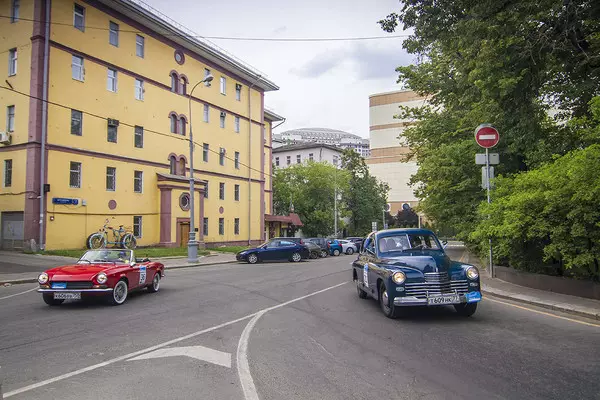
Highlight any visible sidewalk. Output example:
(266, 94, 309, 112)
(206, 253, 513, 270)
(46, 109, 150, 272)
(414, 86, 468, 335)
(0, 252, 237, 286)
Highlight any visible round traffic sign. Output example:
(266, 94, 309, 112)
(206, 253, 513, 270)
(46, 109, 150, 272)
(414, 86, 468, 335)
(475, 124, 499, 148)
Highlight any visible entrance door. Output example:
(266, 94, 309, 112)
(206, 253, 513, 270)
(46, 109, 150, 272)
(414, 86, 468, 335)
(179, 223, 190, 247)
(1, 212, 24, 250)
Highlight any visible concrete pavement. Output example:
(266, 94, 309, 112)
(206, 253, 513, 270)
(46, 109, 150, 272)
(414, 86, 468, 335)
(0, 254, 598, 400)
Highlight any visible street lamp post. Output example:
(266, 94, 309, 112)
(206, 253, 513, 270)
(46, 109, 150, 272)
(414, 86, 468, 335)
(187, 74, 213, 263)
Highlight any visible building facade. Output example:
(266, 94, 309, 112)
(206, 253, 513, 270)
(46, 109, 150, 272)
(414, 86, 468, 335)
(366, 89, 427, 215)
(0, 0, 279, 250)
(274, 127, 370, 157)
(272, 143, 344, 169)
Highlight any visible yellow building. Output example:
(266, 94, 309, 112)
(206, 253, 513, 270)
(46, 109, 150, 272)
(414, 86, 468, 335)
(0, 0, 280, 250)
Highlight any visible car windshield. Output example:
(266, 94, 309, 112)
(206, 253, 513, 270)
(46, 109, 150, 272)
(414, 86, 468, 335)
(378, 234, 441, 254)
(78, 249, 132, 264)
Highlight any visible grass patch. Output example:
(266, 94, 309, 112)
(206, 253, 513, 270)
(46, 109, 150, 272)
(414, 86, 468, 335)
(207, 246, 249, 254)
(36, 247, 209, 259)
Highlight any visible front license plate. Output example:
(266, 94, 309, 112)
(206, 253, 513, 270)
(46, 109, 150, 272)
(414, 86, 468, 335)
(53, 292, 81, 300)
(51, 282, 67, 289)
(427, 294, 459, 305)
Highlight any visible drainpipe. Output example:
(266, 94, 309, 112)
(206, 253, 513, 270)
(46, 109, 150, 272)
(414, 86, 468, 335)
(39, 0, 51, 250)
(247, 76, 262, 245)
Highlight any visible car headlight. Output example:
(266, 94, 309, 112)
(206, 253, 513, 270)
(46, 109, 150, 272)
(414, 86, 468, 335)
(96, 272, 108, 284)
(465, 266, 479, 280)
(38, 272, 49, 284)
(392, 271, 406, 284)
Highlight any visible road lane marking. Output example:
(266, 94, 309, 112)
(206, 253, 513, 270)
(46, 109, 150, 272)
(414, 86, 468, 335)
(486, 297, 600, 327)
(128, 345, 231, 368)
(237, 311, 266, 400)
(0, 287, 37, 301)
(4, 281, 348, 398)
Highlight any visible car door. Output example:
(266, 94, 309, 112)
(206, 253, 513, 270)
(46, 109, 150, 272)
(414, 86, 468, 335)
(261, 240, 280, 261)
(358, 235, 377, 294)
(277, 240, 295, 260)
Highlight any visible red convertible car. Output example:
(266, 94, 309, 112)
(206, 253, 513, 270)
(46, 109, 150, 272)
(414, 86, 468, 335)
(37, 249, 165, 306)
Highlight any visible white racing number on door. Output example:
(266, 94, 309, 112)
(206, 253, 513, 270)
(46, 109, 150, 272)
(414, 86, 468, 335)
(363, 264, 369, 288)
(139, 266, 147, 285)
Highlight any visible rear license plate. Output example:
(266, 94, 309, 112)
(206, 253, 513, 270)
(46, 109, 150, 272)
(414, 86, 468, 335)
(53, 292, 81, 300)
(51, 282, 67, 289)
(427, 294, 459, 305)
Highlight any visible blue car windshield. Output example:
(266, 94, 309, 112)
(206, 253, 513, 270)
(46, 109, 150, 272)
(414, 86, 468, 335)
(378, 234, 441, 255)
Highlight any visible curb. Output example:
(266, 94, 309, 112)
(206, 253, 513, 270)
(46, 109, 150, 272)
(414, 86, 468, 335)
(1, 278, 38, 286)
(482, 288, 600, 321)
(164, 260, 238, 270)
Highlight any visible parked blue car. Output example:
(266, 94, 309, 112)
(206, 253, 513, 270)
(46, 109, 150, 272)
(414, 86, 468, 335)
(352, 228, 481, 318)
(236, 239, 310, 264)
(326, 239, 343, 256)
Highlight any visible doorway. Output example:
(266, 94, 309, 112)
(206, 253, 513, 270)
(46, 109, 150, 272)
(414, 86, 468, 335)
(179, 222, 190, 247)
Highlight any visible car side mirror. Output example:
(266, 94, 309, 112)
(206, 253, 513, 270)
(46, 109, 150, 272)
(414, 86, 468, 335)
(130, 261, 136, 267)
(442, 240, 448, 249)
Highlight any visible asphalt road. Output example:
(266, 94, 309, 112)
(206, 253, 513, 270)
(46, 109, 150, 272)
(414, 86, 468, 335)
(0, 250, 599, 400)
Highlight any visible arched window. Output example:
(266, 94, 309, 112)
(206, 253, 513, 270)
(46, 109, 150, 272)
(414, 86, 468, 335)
(180, 75, 188, 95)
(170, 113, 178, 133)
(178, 158, 186, 176)
(178, 116, 187, 136)
(169, 155, 177, 175)
(170, 72, 179, 93)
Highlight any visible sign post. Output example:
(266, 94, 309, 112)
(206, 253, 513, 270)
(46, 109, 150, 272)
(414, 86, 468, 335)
(475, 124, 499, 278)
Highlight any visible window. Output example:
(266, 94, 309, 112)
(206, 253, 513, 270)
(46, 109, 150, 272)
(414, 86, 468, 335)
(286, 155, 291, 165)
(73, 4, 85, 31)
(203, 104, 209, 122)
(109, 21, 119, 46)
(107, 68, 117, 92)
(203, 217, 208, 235)
(8, 48, 17, 76)
(235, 83, 242, 101)
(106, 167, 116, 191)
(134, 126, 143, 148)
(219, 148, 225, 166)
(275, 157, 279, 167)
(170, 114, 177, 133)
(220, 76, 226, 94)
(234, 218, 240, 235)
(178, 117, 186, 136)
(203, 143, 209, 162)
(234, 151, 240, 169)
(220, 112, 226, 129)
(4, 159, 12, 187)
(234, 184, 240, 201)
(219, 182, 225, 200)
(133, 216, 142, 238)
(204, 181, 208, 198)
(69, 161, 81, 188)
(296, 154, 301, 164)
(180, 77, 187, 95)
(169, 155, 176, 175)
(309, 153, 314, 161)
(234, 116, 240, 133)
(219, 218, 224, 235)
(136, 35, 144, 58)
(71, 55, 84, 81)
(7, 105, 15, 132)
(71, 109, 82, 136)
(107, 120, 118, 143)
(11, 0, 19, 22)
(170, 72, 178, 93)
(134, 170, 143, 193)
(135, 79, 144, 100)
(178, 158, 186, 176)
(204, 68, 211, 86)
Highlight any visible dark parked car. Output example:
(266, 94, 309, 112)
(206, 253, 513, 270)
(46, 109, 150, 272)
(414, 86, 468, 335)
(306, 238, 330, 258)
(352, 228, 481, 318)
(236, 239, 310, 264)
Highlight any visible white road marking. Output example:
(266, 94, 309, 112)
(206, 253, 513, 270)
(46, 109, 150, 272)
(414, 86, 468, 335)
(0, 287, 37, 301)
(4, 281, 348, 398)
(237, 311, 266, 400)
(128, 345, 231, 368)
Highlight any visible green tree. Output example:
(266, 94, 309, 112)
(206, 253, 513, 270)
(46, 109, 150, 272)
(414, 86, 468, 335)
(340, 149, 389, 236)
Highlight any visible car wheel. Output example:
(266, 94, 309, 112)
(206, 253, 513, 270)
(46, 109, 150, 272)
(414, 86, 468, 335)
(309, 251, 318, 259)
(147, 273, 160, 293)
(42, 294, 64, 306)
(379, 283, 404, 319)
(320, 250, 328, 258)
(291, 252, 302, 262)
(110, 279, 128, 306)
(247, 253, 258, 264)
(346, 248, 354, 255)
(333, 249, 340, 256)
(356, 281, 368, 299)
(454, 302, 477, 317)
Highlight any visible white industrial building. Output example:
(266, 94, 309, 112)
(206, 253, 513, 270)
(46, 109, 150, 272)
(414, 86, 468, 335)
(272, 143, 344, 169)
(274, 128, 370, 158)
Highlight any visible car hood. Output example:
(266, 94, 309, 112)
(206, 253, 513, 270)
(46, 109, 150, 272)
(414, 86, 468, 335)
(380, 253, 451, 273)
(47, 264, 123, 281)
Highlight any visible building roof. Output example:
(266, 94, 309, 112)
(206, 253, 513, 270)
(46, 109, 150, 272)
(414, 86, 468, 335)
(264, 109, 285, 122)
(272, 142, 344, 154)
(264, 213, 303, 226)
(103, 0, 278, 92)
(278, 127, 363, 141)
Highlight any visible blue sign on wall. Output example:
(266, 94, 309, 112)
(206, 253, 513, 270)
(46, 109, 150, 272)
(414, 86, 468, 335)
(52, 198, 79, 205)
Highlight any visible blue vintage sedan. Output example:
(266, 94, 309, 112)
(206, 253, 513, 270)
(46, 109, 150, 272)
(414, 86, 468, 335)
(352, 228, 481, 318)
(236, 239, 310, 264)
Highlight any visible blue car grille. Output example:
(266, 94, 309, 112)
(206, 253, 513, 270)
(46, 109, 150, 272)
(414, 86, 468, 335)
(404, 279, 469, 299)
(424, 272, 449, 283)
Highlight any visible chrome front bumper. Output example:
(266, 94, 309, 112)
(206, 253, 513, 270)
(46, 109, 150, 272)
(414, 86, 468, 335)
(393, 292, 479, 306)
(37, 288, 114, 293)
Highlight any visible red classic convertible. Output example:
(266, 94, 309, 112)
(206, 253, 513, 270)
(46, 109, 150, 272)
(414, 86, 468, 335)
(37, 249, 165, 306)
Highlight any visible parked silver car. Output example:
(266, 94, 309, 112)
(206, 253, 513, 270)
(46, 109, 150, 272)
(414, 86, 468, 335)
(338, 240, 358, 255)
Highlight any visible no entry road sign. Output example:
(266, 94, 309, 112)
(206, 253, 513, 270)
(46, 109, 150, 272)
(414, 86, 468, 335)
(475, 124, 499, 148)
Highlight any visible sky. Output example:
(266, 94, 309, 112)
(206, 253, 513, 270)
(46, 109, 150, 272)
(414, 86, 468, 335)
(144, 0, 414, 138)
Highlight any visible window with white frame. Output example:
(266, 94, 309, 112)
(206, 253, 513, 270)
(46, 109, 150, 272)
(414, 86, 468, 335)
(219, 182, 225, 200)
(106, 167, 116, 191)
(234, 116, 240, 133)
(220, 112, 226, 129)
(136, 35, 144, 58)
(219, 148, 225, 166)
(220, 76, 226, 94)
(6, 105, 15, 132)
(234, 218, 240, 235)
(134, 170, 143, 193)
(203, 143, 209, 162)
(135, 79, 144, 100)
(309, 153, 314, 161)
(71, 109, 82, 136)
(8, 48, 17, 76)
(4, 159, 12, 187)
(219, 218, 224, 235)
(296, 154, 301, 164)
(286, 155, 291, 165)
(107, 119, 118, 143)
(73, 3, 85, 31)
(134, 126, 143, 148)
(71, 55, 84, 81)
(11, 0, 19, 22)
(235, 83, 242, 101)
(109, 21, 119, 46)
(107, 68, 117, 92)
(203, 104, 209, 122)
(133, 216, 142, 238)
(234, 184, 240, 201)
(69, 161, 81, 188)
(234, 151, 240, 169)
